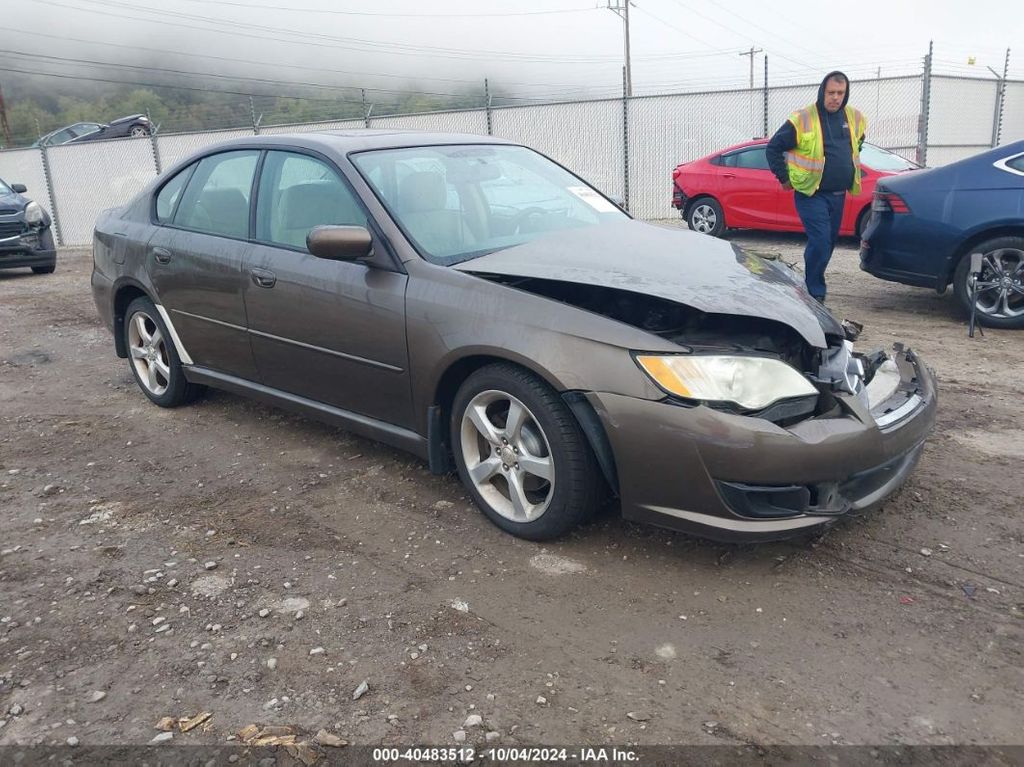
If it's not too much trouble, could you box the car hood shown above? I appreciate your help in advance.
[0,190,27,213]
[454,220,843,349]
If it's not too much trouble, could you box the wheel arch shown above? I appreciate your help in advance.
[111,279,154,358]
[683,193,720,221]
[944,225,1024,288]
[426,352,615,493]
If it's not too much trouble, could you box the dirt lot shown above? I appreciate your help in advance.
[1,230,1022,752]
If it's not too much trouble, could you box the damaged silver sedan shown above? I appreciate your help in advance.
[91,132,936,542]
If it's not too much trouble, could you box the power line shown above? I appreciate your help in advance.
[165,0,600,17]
[31,0,630,64]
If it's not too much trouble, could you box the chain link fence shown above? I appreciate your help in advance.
[999,81,1024,147]
[3,73,1022,245]
[46,137,158,246]
[0,147,53,224]
[492,99,625,202]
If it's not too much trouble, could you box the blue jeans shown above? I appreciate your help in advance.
[794,190,846,300]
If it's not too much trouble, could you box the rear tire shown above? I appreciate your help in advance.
[854,207,871,240]
[32,264,55,274]
[686,197,725,237]
[953,237,1024,329]
[124,296,203,407]
[129,124,150,137]
[450,363,602,541]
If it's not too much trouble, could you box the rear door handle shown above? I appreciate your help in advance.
[250,268,276,289]
[152,247,172,264]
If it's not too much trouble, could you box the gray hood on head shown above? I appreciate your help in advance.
[818,70,850,111]
[454,220,843,349]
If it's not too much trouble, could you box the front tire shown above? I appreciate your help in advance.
[450,363,602,541]
[687,197,725,237]
[32,264,55,274]
[124,296,202,407]
[953,237,1024,329]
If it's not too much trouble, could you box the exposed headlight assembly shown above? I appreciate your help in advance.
[635,353,818,411]
[24,201,44,226]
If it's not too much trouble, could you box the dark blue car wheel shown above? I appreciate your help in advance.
[954,237,1024,329]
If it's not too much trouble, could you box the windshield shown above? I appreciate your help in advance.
[861,143,921,172]
[351,144,628,265]
[0,178,11,194]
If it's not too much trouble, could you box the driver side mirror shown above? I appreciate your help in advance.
[11,183,27,194]
[307,225,373,262]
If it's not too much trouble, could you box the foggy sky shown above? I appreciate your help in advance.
[2,0,1020,104]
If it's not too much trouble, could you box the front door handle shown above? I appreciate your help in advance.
[722,172,736,178]
[250,268,276,289]
[152,247,172,264]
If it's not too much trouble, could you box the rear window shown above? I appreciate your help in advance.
[860,143,920,171]
[155,164,194,223]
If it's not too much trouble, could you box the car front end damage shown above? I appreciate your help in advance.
[591,335,935,542]
[0,204,57,272]
[454,220,937,542]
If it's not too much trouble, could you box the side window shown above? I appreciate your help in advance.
[735,148,770,170]
[256,151,365,251]
[173,150,259,239]
[155,164,194,223]
[47,128,76,146]
[1008,155,1024,173]
[719,153,738,168]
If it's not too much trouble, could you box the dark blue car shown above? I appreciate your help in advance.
[860,140,1024,328]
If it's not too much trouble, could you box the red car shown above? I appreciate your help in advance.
[672,140,919,239]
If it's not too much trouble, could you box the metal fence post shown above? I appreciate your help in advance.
[250,96,261,135]
[992,48,1010,147]
[38,144,63,247]
[484,78,493,136]
[621,66,630,214]
[917,41,933,166]
[147,110,162,175]
[762,54,769,137]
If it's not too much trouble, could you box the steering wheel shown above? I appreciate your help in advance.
[511,207,549,235]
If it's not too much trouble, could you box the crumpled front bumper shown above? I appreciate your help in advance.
[588,345,937,542]
[0,227,56,269]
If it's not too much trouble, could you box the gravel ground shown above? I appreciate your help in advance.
[1,230,1021,751]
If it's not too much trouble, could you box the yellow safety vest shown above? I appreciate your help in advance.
[785,104,867,196]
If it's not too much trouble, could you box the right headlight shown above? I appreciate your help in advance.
[24,201,44,226]
[635,353,818,411]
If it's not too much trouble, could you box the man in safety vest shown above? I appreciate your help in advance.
[766,71,866,303]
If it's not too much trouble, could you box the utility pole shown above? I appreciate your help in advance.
[607,1,632,97]
[739,47,763,89]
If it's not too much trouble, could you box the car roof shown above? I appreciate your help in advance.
[208,129,518,154]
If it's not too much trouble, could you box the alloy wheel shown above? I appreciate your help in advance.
[459,389,555,523]
[128,311,171,397]
[972,247,1024,320]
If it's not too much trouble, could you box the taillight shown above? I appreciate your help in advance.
[872,191,910,214]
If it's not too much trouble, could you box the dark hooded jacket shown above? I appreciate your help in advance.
[765,71,863,194]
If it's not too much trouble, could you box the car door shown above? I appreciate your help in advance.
[243,149,413,428]
[146,149,259,380]
[717,147,781,228]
